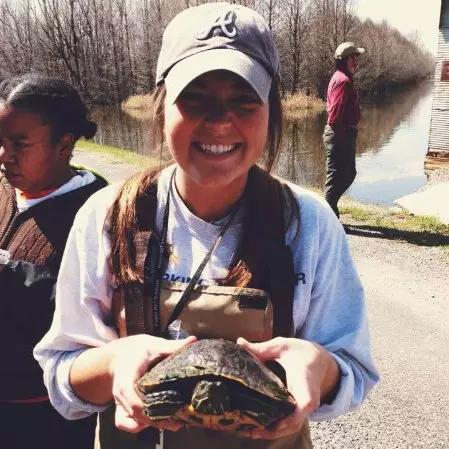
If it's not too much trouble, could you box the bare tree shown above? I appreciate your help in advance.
[281,0,309,93]
[0,0,434,104]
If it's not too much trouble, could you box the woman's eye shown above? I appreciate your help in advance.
[232,95,260,109]
[178,92,204,106]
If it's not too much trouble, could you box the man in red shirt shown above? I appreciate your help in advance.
[323,42,365,217]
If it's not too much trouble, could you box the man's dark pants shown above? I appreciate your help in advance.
[323,124,357,217]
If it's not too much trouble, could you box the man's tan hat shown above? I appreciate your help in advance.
[334,42,365,59]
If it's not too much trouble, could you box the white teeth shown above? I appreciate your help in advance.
[198,143,236,154]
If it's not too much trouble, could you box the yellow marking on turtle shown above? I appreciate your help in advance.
[171,405,261,431]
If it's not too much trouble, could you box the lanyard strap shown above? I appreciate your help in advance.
[165,201,239,332]
[143,171,241,336]
[142,188,170,336]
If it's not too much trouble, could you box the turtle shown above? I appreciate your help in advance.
[136,339,296,432]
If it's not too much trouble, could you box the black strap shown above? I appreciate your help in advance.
[236,166,297,338]
[142,198,170,336]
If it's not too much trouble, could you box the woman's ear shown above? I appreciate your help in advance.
[57,133,75,159]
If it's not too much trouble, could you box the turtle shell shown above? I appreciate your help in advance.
[137,339,296,431]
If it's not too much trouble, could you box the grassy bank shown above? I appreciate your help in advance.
[122,92,326,120]
[339,197,449,249]
[75,140,158,167]
[76,138,449,250]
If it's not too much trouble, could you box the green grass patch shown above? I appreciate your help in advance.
[301,191,449,246]
[342,204,449,235]
[339,198,449,246]
[339,205,377,221]
[75,140,157,167]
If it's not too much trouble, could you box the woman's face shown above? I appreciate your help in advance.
[164,70,269,192]
[0,106,70,193]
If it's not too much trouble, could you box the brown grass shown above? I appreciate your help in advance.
[122,91,326,121]
[121,94,152,110]
[121,94,154,120]
[282,92,326,120]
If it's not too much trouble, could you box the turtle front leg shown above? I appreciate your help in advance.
[232,392,281,428]
[143,390,186,419]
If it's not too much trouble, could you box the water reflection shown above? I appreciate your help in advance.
[349,81,433,204]
[277,81,433,204]
[276,113,327,188]
[91,81,433,205]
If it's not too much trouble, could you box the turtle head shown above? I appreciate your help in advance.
[191,380,231,415]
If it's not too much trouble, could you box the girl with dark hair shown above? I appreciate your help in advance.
[35,4,378,449]
[0,74,107,448]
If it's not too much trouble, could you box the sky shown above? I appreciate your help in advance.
[355,0,441,54]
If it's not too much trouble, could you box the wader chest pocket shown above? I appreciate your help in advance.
[113,281,274,342]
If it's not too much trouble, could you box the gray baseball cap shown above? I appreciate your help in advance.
[156,2,280,104]
[334,42,365,59]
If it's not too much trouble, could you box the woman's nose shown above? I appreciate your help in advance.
[204,104,233,132]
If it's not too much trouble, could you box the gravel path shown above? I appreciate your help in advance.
[310,233,449,449]
[73,149,141,183]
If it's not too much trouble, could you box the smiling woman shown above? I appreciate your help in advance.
[34,4,379,449]
[164,71,270,218]
[0,74,108,449]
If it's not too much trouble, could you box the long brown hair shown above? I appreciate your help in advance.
[110,78,298,285]
[110,86,167,283]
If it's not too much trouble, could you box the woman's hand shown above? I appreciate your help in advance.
[236,337,339,440]
[110,334,197,434]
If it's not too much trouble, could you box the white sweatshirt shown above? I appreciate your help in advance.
[34,166,379,421]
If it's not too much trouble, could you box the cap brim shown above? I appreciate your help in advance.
[355,47,365,54]
[164,48,272,104]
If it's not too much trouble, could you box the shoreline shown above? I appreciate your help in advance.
[73,142,449,248]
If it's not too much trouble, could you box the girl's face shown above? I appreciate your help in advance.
[164,70,269,192]
[0,106,70,193]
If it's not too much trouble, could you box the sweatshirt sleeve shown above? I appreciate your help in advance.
[288,188,379,421]
[33,186,119,419]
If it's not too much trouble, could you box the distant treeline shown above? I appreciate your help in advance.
[0,0,435,105]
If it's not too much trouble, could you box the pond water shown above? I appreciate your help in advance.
[91,80,433,206]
